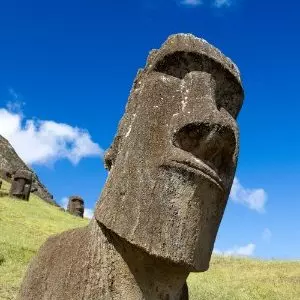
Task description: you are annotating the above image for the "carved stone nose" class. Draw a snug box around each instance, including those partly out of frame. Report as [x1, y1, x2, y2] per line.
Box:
[173, 123, 236, 175]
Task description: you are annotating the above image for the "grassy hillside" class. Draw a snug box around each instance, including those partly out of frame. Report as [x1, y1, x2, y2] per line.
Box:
[0, 180, 299, 300]
[188, 257, 300, 300]
[0, 180, 89, 299]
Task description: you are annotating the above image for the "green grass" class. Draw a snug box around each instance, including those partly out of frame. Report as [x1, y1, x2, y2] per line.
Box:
[0, 180, 89, 299]
[188, 256, 300, 300]
[0, 179, 299, 299]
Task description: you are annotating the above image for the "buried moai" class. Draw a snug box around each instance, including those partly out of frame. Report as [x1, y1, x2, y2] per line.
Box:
[9, 169, 33, 201]
[18, 34, 244, 300]
[67, 195, 85, 218]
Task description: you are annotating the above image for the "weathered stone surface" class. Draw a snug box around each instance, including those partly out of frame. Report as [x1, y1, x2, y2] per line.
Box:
[19, 219, 189, 300]
[30, 187, 38, 193]
[0, 169, 12, 181]
[23, 184, 31, 201]
[18, 34, 244, 300]
[14, 169, 33, 181]
[67, 195, 84, 218]
[10, 169, 33, 200]
[0, 135, 55, 204]
[97, 34, 243, 272]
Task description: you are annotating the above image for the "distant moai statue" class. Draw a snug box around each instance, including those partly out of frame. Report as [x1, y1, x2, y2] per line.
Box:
[19, 34, 244, 300]
[10, 169, 33, 200]
[67, 196, 84, 218]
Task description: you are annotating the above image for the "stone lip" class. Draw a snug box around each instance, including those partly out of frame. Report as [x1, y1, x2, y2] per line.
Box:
[0, 134, 57, 205]
[166, 159, 225, 192]
[146, 34, 242, 81]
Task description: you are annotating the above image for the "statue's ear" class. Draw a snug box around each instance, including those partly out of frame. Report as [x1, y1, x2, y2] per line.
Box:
[104, 136, 121, 171]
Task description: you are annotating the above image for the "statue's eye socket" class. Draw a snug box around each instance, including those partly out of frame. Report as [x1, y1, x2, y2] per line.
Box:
[215, 74, 243, 119]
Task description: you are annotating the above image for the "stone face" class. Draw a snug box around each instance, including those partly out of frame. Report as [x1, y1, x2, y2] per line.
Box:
[96, 34, 243, 271]
[67, 196, 84, 218]
[18, 34, 244, 300]
[0, 135, 55, 204]
[10, 169, 33, 200]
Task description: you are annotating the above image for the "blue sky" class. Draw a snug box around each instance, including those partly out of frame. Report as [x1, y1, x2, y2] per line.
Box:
[0, 0, 299, 259]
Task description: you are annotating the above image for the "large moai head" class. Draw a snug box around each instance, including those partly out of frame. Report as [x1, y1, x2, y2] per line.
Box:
[67, 196, 84, 218]
[10, 169, 33, 200]
[95, 34, 244, 272]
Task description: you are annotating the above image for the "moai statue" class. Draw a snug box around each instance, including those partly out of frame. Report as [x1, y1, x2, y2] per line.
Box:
[18, 34, 244, 300]
[67, 196, 84, 218]
[0, 180, 2, 190]
[10, 169, 32, 200]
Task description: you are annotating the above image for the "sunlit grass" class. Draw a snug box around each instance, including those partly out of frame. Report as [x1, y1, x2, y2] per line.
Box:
[188, 255, 300, 300]
[0, 179, 299, 299]
[0, 180, 89, 299]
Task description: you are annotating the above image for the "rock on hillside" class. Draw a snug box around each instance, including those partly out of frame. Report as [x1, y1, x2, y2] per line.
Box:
[0, 134, 56, 205]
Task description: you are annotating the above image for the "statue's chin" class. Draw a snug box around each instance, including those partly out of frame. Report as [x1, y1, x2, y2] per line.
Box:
[95, 162, 226, 272]
[128, 167, 225, 271]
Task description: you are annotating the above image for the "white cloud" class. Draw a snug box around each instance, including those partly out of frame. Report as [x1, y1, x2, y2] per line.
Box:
[262, 228, 272, 243]
[60, 197, 69, 209]
[214, 243, 256, 257]
[84, 208, 94, 219]
[181, 0, 203, 6]
[180, 0, 233, 8]
[0, 108, 103, 166]
[60, 197, 94, 219]
[230, 178, 267, 213]
[214, 0, 232, 8]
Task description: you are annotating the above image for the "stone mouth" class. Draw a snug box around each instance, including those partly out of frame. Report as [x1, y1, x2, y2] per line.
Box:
[168, 158, 225, 192]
